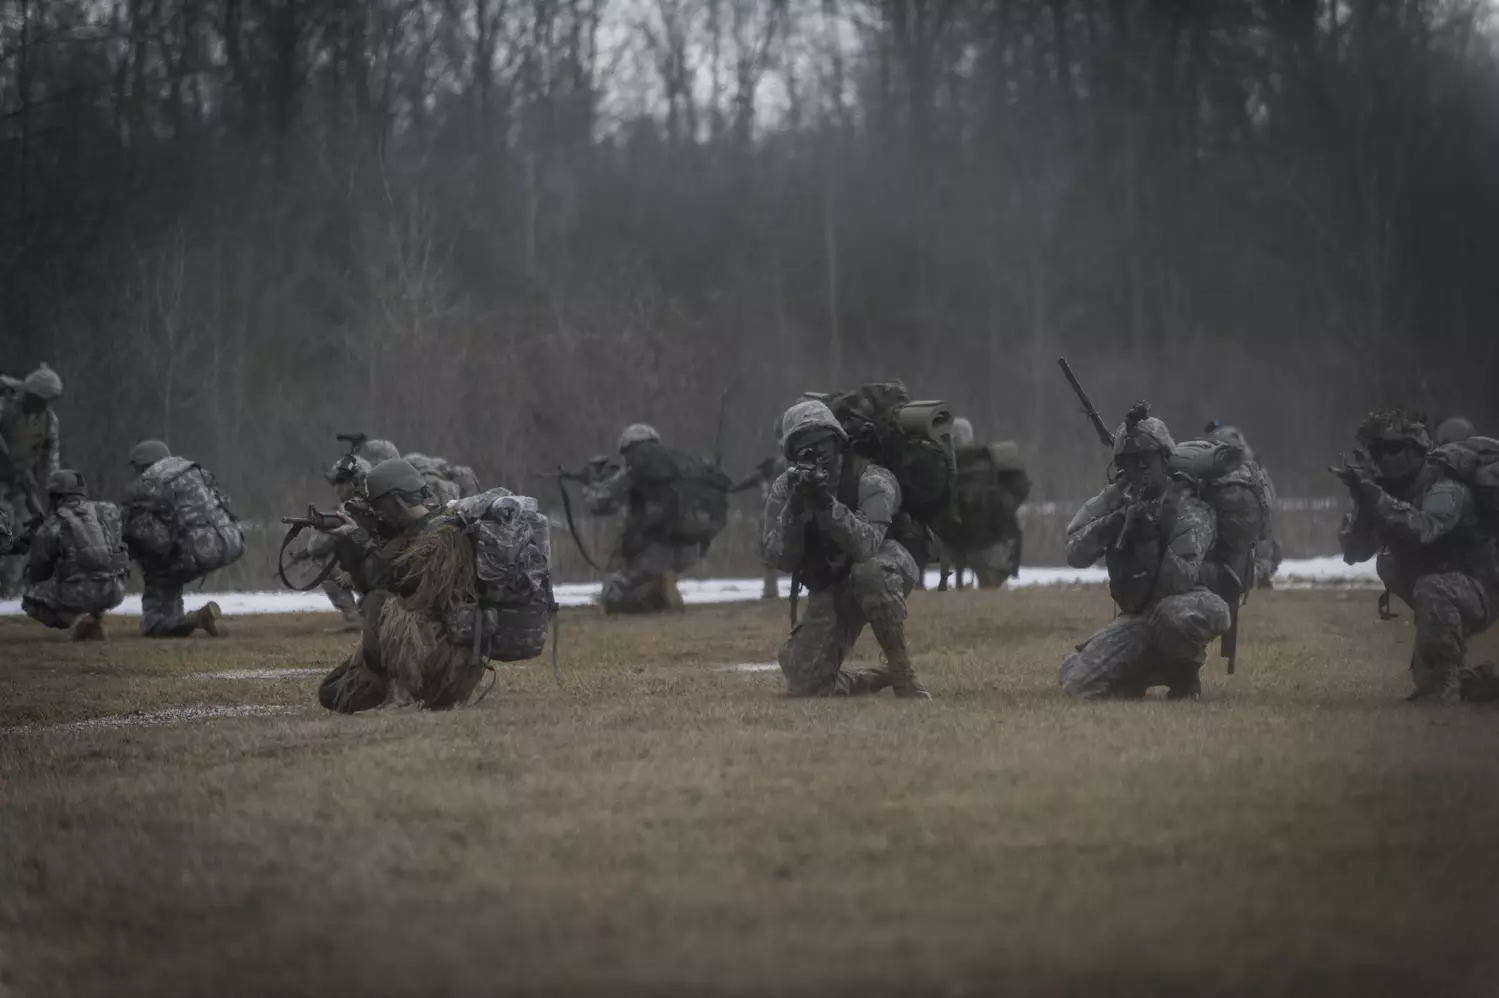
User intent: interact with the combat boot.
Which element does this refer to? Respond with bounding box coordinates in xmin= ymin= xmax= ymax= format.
xmin=661 ymin=571 xmax=686 ymax=611
xmin=864 ymin=604 xmax=929 ymax=700
xmin=848 ymin=667 xmax=892 ymax=694
xmin=192 ymin=601 xmax=226 ymax=637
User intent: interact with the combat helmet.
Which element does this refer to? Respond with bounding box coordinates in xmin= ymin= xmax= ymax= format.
xmin=779 ymin=400 xmax=847 ymax=454
xmin=23 ymin=363 xmax=63 ymax=401
xmin=1112 ymin=402 xmax=1176 ymax=458
xmin=1435 ymin=416 xmax=1475 ymax=447
xmin=358 ymin=439 xmax=402 ymax=464
xmin=618 ymin=423 xmax=661 ymax=453
xmin=327 ymin=453 xmax=371 ymax=486
xmin=364 ymin=458 xmax=427 ymax=501
xmin=46 ymin=469 xmax=87 ymax=497
xmin=128 ymin=439 xmax=171 ymax=471
xmin=1357 ymin=408 xmax=1431 ymax=453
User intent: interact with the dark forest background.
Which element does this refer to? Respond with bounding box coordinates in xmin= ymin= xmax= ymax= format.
xmin=2 ymin=0 xmax=1496 ymax=528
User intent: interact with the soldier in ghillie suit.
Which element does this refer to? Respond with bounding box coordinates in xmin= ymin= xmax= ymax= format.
xmin=0 ymin=364 xmax=63 ymax=598
xmin=315 ymin=459 xmax=548 ymax=714
xmin=123 ymin=440 xmax=244 ymax=638
xmin=1060 ymin=403 xmax=1232 ymax=700
xmin=1334 ymin=409 xmax=1498 ymax=703
xmin=1205 ymin=421 xmax=1283 ymax=588
xmin=585 ymin=424 xmax=727 ymax=614
xmin=763 ymin=399 xmax=930 ymax=699
xmin=22 ymin=470 xmax=129 ymax=640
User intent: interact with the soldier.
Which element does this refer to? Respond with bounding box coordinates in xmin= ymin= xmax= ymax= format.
xmin=1060 ymin=402 xmax=1232 ymax=700
xmin=123 ymin=440 xmax=243 ymax=638
xmin=1205 ymin=421 xmax=1283 ymax=588
xmin=1436 ymin=417 xmax=1475 ymax=447
xmin=22 ymin=470 xmax=129 ymax=640
xmin=0 ymin=364 xmax=63 ymax=598
xmin=315 ymin=458 xmax=489 ymax=713
xmin=763 ymin=399 xmax=930 ymax=699
xmin=1334 ymin=409 xmax=1496 ymax=703
xmin=585 ymin=424 xmax=723 ymax=614
xmin=293 ymin=453 xmax=372 ymax=632
xmin=935 ymin=416 xmax=1028 ymax=591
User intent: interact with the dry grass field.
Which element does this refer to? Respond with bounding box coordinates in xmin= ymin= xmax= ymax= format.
xmin=2 ymin=586 xmax=1498 ymax=998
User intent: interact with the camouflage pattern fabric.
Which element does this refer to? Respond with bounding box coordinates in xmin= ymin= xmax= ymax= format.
xmin=22 ymin=497 xmax=128 ymax=628
xmin=776 ymin=539 xmax=918 ymax=695
xmin=304 ymin=527 xmax=366 ymax=622
xmin=1059 ymin=590 xmax=1232 ymax=698
xmin=1065 ymin=482 xmax=1220 ymax=614
xmin=1342 ymin=463 xmax=1498 ymax=701
xmin=601 ymin=541 xmax=699 ymax=614
xmin=139 ymin=575 xmax=198 ymax=637
xmin=123 ymin=456 xmax=245 ymax=584
xmin=765 ymin=459 xmax=920 ymax=695
xmin=1062 ymin=480 xmax=1228 ymax=697
xmin=0 ymin=399 xmax=60 ymax=597
xmin=316 ymin=515 xmax=492 ymax=714
xmin=0 ymin=504 xmax=11 ymax=555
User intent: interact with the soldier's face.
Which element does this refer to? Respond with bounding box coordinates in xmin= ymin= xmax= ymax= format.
xmin=1368 ymin=437 xmax=1425 ymax=484
xmin=333 ymin=480 xmax=357 ymax=503
xmin=788 ymin=429 xmax=842 ymax=481
xmin=1116 ymin=449 xmax=1167 ymax=495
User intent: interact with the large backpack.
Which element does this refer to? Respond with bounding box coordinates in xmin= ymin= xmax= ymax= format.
xmin=126 ymin=456 xmax=245 ymax=580
xmin=804 ymin=382 xmax=956 ymax=523
xmin=1170 ymin=439 xmax=1271 ymax=594
xmin=57 ymin=501 xmax=130 ymax=579
xmin=933 ymin=441 xmax=1031 ymax=551
xmin=445 ymin=488 xmax=554 ymax=662
xmin=1432 ymin=436 xmax=1499 ymax=531
xmin=623 ymin=441 xmax=731 ymax=552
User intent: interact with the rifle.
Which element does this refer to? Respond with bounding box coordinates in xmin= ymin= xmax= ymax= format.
xmin=555 ymin=466 xmax=608 ymax=573
xmin=1057 ymin=357 xmax=1115 ymax=448
xmin=276 ymin=505 xmax=352 ymax=591
xmin=335 ymin=432 xmax=369 ymax=453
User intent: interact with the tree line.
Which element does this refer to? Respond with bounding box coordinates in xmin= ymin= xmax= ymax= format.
xmin=3 ymin=0 xmax=1495 ymax=530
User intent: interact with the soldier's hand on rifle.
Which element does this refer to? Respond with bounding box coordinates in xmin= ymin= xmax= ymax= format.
xmin=1329 ymin=448 xmax=1378 ymax=499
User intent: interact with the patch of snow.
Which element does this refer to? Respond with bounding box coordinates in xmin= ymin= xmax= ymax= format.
xmin=0 ymin=557 xmax=1381 ymax=619
xmin=718 ymin=662 xmax=781 ymax=673
xmin=4 ymin=704 xmax=294 ymax=734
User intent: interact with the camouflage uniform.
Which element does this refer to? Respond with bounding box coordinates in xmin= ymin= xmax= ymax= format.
xmin=585 ymin=424 xmax=700 ymax=614
xmin=298 ymin=454 xmax=371 ymax=630
xmin=1337 ymin=411 xmax=1496 ymax=703
xmin=764 ymin=400 xmax=928 ymax=698
xmin=22 ymin=472 xmax=128 ymax=637
xmin=0 ymin=504 xmax=11 ymax=555
xmin=405 ymin=453 xmax=462 ymax=506
xmin=123 ymin=444 xmax=240 ymax=638
xmin=1061 ymin=407 xmax=1231 ymax=699
xmin=316 ymin=514 xmax=440 ymax=713
xmin=316 ymin=459 xmax=494 ymax=714
xmin=0 ymin=366 xmax=63 ymax=598
xmin=1206 ymin=423 xmax=1282 ymax=587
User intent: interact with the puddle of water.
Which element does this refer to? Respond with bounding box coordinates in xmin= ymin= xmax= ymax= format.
xmin=5 ymin=704 xmax=294 ymax=734
xmin=189 ymin=668 xmax=325 ymax=681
